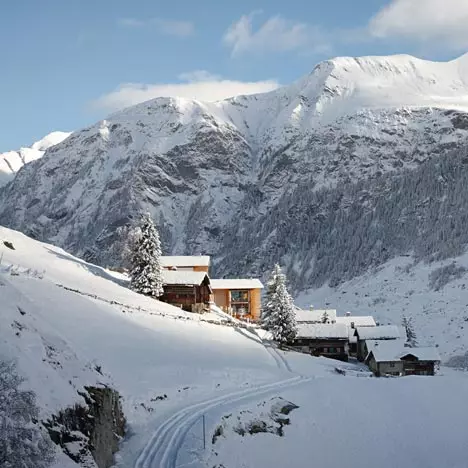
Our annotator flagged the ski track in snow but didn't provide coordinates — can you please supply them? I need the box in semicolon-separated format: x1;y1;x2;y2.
135;375;310;468
263;342;293;373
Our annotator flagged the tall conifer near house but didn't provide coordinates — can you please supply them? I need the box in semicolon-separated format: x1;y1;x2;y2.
129;213;164;297
402;315;418;348
261;264;297;344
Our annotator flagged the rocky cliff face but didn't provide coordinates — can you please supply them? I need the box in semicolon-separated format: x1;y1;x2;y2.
45;386;125;468
1;54;468;290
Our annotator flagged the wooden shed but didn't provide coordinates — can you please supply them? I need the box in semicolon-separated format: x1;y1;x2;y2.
354;325;401;361
160;270;212;313
365;341;440;377
289;323;349;362
210;279;263;321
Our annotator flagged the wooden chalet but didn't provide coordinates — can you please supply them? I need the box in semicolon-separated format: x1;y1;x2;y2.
365;341;440;376
159;255;264;319
289;323;349;362
210;279;263;321
160;270;211;313
354;325;401;361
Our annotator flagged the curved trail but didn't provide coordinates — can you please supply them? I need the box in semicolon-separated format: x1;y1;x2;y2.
264;342;293;373
135;375;310;468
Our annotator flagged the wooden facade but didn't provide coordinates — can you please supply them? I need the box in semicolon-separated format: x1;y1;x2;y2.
289;323;350;362
367;352;438;377
160;271;211;313
210;279;264;321
290;337;349;362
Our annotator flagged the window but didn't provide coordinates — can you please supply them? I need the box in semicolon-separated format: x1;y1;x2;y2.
389;362;396;368
230;290;249;302
230;290;250;316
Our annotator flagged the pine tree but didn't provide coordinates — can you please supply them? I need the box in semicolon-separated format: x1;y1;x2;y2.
261;264;297;344
402;315;418;348
129;213;164;297
261;264;283;329
321;311;329;323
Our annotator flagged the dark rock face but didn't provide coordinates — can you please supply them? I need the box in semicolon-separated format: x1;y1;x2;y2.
45;386;125;468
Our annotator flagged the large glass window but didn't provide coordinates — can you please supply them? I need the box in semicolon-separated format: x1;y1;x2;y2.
230;290;250;316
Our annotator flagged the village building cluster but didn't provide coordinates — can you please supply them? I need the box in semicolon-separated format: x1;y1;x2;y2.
156;254;439;378
289;307;440;377
159;255;264;321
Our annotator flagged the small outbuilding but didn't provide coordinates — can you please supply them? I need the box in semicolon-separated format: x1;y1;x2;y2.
355;325;401;361
290;323;349;361
160;270;212;313
365;341;440;377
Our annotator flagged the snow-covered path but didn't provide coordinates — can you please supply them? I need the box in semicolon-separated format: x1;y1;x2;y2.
134;375;310;468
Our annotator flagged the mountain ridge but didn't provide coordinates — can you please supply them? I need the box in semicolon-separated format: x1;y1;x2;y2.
1;53;468;294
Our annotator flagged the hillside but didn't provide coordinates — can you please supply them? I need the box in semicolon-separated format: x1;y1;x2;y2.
1;226;468;468
0;131;71;188
1;54;468;367
1;54;468;273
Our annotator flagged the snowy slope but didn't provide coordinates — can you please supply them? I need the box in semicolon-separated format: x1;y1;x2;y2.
0;226;285;466
296;254;468;362
1;226;468;468
0;131;71;187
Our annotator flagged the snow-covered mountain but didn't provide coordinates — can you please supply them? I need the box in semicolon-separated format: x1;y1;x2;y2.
1;54;468;294
0;131;71;187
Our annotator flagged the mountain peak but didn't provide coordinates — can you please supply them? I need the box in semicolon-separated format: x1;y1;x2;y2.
289;53;468;121
0;131;71;188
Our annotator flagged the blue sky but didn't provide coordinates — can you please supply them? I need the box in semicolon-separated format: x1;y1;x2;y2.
1;0;467;151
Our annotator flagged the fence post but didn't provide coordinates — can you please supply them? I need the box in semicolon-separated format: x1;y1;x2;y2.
202;414;206;450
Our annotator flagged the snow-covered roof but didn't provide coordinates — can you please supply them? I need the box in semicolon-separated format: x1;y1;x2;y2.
366;340;441;363
336;316;376;327
296;323;348;339
295;309;337;323
162;270;209;286
355;325;400;340
161;256;210;267
210;279;263;290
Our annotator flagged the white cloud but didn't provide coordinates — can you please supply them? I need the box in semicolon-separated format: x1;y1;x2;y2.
223;12;332;56
369;0;468;49
117;17;194;37
91;71;280;112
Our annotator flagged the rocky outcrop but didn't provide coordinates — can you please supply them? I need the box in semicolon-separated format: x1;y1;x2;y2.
45;386;125;468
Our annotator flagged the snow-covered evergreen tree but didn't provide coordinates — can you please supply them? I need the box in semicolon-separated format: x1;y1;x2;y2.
261;264;283;329
402;316;418;347
321;311;329;323
0;360;55;468
261;264;297;344
129;213;164;297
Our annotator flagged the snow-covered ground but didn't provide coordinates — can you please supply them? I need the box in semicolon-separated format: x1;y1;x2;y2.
0;226;283;466
200;355;468;468
1;225;467;468
297;255;468;363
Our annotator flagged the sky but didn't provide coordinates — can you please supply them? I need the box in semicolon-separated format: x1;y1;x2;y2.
1;0;467;151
